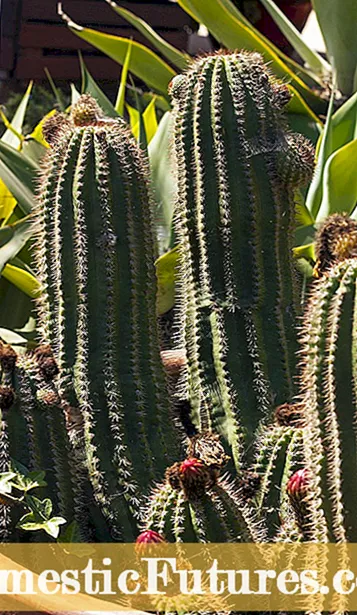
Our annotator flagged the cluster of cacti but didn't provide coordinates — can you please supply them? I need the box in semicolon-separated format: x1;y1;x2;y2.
1;49;356;553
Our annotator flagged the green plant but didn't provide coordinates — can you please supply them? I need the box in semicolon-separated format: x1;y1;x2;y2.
0;94;182;542
170;51;314;468
297;214;357;542
0;5;355;572
59;0;357;272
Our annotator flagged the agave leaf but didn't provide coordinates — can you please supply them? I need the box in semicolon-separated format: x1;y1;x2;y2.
330;90;357;152
286;85;322;123
2;260;40;299
0;141;38;215
287;114;320;146
219;0;322;89
1;82;33;149
305;89;335;218
155;247;180;315
70;83;81;106
0;83;34;224
44;68;66;112
30;109;57;148
79;53;118;118
148;112;175;253
106;0;189;72
142;97;158;143
59;5;176;97
177;0;326;112
312;0;357;96
0;217;34;274
258;0;331;77
126;103;140;140
115;40;133;116
293;243;315;260
0;276;34;330
317;138;357;222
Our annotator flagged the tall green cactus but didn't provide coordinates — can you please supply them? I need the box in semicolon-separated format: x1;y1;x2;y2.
298;214;357;542
0;95;179;541
170;51;314;468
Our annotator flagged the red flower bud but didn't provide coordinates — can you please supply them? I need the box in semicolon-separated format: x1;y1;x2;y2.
287;469;310;500
135;530;166;544
179;457;205;476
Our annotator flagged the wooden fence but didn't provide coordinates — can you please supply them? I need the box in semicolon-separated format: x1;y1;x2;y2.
1;0;196;82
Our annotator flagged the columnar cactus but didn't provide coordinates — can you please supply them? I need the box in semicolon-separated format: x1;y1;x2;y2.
299;242;357;542
170;51;314;468
0;95;182;541
0;342;81;539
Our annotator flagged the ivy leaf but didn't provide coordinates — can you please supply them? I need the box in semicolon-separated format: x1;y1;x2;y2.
10;461;47;492
17;513;66;538
0;472;17;495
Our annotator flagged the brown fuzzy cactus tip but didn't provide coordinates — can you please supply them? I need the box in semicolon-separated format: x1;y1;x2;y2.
0;342;17;372
165;457;214;500
187;431;229;470
42;95;104;145
314;213;357;277
70;94;103;127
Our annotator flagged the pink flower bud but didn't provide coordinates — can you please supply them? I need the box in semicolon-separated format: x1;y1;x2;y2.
287;468;310;500
135;530;166;544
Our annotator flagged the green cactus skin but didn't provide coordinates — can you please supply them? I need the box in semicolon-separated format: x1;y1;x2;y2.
170;52;314;468
0;347;101;541
299;257;357;542
33;95;178;539
144;474;265;543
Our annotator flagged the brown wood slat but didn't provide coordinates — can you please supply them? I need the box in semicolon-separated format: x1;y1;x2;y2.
21;0;195;29
16;51;123;80
19;24;137;50
18;23;189;54
1;38;15;70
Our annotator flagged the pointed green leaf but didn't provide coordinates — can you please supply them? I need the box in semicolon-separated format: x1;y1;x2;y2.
2;82;33;149
106;0;190;71
59;6;176;97
115;40;133;116
148;112;176;253
177;0;326;112
70;83;81;106
155;247;180;315
258;0;331;77
317;138;357;221
79;52;118;118
30;109;57;148
219;0;323;89
293;243;315;260
142;96;158;143
306;89;335;217
126;103;140;140
330;90;357;152
0;141;38;214
44;68;66;111
286;85;322;124
0;218;34;274
312;0;357;96
2;262;40;298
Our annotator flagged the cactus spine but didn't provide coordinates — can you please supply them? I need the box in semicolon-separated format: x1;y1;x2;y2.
171;52;314;466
